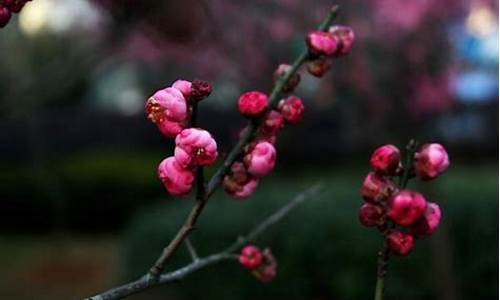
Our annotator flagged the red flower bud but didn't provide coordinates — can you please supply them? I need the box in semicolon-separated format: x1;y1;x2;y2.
328;25;355;56
238;91;269;118
387;231;414;256
414;143;450;181
306;57;332;77
360;172;395;203
278;95;305;124
411;202;441;237
306;31;337;56
358;203;385;227
370;144;401;176
239;245;263;270
0;6;12;28
387;190;427;226
252;248;277;283
273;64;301;93
190;79;212;101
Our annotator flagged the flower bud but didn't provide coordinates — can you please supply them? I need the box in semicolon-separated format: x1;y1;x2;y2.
329;25;355;56
387;231;414;256
306;31;337;56
223;176;259;199
414;143;450;181
239;245;263;270
278;96;305;124
258;110;285;137
358;203;385;227
306;57;332;77
172;79;192;99
252;248;277;283
0;6;12;27
174;128;218;168
360;172;395;203
273;64;301;93
190;79;212;101
411;202;441;237
145;87;188;124
387;190;427;226
238;91;269;118
158;157;195;197
370;144;401;176
157;119;184;138
244;141;276;177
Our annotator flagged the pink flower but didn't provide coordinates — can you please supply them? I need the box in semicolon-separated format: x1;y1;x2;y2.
358;203;385;227
223;162;260;199
157;157;195;197
273;64;301;93
306;57;332;77
329;25;355;56
414;143;450;180
157;119;184;138
259;110;285;138
145;87;188;123
387;190;427;226
174;128;218;168
172;80;192;98
278;96;305;124
306;31;338;56
360;172;395;203
370;144;401;176
0;6;11;27
244;142;276;177
387;231;414;256
239;245;263;270
238;91;269;118
411;202;441;237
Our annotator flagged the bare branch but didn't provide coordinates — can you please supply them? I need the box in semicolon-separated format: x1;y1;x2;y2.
84;184;323;300
185;238;200;262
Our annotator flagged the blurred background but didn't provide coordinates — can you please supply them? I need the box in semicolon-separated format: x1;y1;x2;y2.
0;0;498;299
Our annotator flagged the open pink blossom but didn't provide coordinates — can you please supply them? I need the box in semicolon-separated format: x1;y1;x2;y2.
387;231;414;256
360;172;395;203
172;79;192;98
387;190;427;226
174;128;218;168
414;143;450;180
145;87;188;123
157;157;195;197
278;95;305;124
244;141;276;177
411;202;441;237
306;31;337;56
370;144;401;176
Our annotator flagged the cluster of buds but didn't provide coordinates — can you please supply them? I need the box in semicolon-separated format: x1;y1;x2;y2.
223;91;304;199
238;245;277;282
146;80;218;197
359;142;450;256
0;0;31;27
305;25;355;77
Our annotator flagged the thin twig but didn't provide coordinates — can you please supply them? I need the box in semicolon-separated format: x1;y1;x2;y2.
185;238;200;262
84;184;323;300
148;5;340;278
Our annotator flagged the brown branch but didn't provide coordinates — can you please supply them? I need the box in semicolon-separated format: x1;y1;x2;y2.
147;5;340;279
84;184;323;300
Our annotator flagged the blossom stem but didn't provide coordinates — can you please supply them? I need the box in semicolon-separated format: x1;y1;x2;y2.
374;139;418;300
